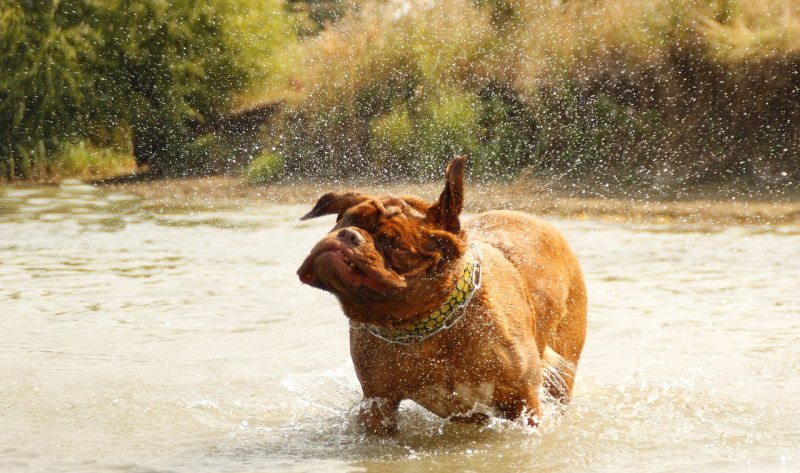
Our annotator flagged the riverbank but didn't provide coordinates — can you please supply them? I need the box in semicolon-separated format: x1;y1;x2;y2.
94;175;800;226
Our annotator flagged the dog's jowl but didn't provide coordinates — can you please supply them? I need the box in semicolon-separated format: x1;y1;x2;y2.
298;157;587;435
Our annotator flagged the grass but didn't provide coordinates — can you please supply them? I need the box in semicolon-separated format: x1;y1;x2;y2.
50;141;137;181
241;0;800;189
244;150;285;184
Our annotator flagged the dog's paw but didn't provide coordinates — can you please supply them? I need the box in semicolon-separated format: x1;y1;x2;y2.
357;397;399;436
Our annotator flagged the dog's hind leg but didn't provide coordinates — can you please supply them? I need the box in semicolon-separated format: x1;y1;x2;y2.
529;282;583;403
541;345;577;403
544;276;587;403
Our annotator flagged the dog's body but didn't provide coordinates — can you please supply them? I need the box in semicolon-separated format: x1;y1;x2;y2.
298;158;586;434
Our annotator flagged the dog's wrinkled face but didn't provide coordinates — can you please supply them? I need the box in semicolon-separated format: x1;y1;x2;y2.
297;157;467;321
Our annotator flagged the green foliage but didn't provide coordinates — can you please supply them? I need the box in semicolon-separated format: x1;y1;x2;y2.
224;0;300;101
0;0;101;178
96;0;248;174
370;89;481;179
3;0;799;185
369;105;415;171
0;0;294;180
532;84;658;176
288;0;359;35
277;0;503;179
51;140;135;179
245;151;285;184
367;86;544;180
473;92;539;179
416;91;481;172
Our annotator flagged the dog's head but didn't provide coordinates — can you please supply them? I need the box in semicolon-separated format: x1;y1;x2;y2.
297;157;468;324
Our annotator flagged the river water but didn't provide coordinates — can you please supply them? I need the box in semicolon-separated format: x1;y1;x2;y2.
1;180;798;473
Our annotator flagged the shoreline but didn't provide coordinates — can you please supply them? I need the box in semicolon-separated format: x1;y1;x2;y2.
92;175;800;226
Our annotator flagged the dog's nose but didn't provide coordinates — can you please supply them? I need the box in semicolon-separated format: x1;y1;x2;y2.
337;227;365;246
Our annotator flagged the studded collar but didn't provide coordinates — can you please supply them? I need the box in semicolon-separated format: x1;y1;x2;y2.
350;243;482;345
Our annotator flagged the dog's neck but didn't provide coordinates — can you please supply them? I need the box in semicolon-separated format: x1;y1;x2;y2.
350;243;482;345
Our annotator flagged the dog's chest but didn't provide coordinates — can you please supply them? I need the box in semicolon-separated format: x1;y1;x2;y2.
412;381;496;418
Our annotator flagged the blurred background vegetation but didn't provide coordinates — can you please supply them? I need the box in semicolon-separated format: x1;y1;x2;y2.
1;0;798;193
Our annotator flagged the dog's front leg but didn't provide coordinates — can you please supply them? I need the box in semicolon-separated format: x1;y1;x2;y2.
357;397;400;436
495;387;543;428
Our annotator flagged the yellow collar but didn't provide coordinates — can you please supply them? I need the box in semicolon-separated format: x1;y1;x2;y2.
352;243;482;345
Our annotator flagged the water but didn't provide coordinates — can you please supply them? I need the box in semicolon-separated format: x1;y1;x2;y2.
1;181;798;473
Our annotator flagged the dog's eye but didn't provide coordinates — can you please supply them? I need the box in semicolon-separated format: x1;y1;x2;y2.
380;235;408;254
339;209;378;232
378;235;415;273
392;244;409;254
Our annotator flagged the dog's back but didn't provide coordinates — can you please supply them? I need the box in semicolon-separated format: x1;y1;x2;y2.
467;210;587;400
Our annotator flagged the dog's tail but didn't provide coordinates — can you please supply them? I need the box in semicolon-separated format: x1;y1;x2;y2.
541;345;576;403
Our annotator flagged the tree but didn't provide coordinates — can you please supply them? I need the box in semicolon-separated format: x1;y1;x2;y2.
0;0;102;177
99;0;247;174
1;0;250;178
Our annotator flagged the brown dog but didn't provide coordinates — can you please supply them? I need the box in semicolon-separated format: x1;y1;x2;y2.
297;157;587;435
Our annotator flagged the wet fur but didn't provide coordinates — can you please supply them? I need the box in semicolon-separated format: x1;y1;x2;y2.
298;157;587;435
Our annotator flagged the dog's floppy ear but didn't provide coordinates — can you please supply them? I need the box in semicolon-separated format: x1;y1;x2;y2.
427;156;465;234
300;192;370;220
